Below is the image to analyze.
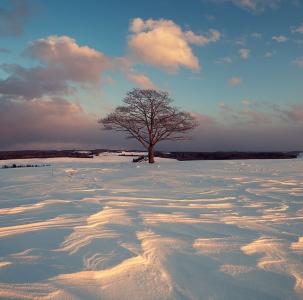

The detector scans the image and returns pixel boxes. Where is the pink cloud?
[190,112,216,125]
[272,35,288,43]
[276,104,303,123]
[0,35,155,100]
[0,36,112,100]
[26,35,110,84]
[125,73,155,89]
[227,77,242,86]
[128,18,220,72]
[239,48,250,59]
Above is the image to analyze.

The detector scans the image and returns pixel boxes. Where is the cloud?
[0,63,73,100]
[239,48,250,59]
[272,35,288,43]
[0,37,157,113]
[0,97,97,148]
[232,0,281,12]
[0,0,31,36]
[264,50,276,58]
[0,35,155,100]
[240,109,272,124]
[2,47,154,100]
[292,57,303,68]
[220,101,303,127]
[242,99,251,106]
[227,77,242,86]
[274,103,303,123]
[26,36,110,84]
[0,96,139,150]
[190,112,216,125]
[0,36,112,101]
[251,32,262,39]
[281,105,303,123]
[1,93,303,152]
[128,18,220,72]
[162,102,303,152]
[125,72,155,89]
[235,36,246,47]
[205,14,216,21]
[0,33,157,150]
[215,56,233,64]
[112,56,155,88]
[185,29,221,45]
[219,101,273,125]
[291,23,303,34]
[205,0,283,13]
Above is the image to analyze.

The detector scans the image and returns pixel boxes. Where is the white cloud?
[264,50,277,58]
[233,0,281,12]
[185,29,221,45]
[239,48,250,59]
[251,32,262,39]
[128,18,221,72]
[234,0,259,11]
[242,99,251,106]
[291,23,303,34]
[272,35,288,43]
[215,56,233,64]
[235,37,246,46]
[227,77,242,86]
[206,0,283,13]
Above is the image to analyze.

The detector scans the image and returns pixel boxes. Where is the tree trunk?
[148,145,155,164]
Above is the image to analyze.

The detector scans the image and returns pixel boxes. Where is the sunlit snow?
[0,154,302,299]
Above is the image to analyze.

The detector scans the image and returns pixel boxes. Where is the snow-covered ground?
[0,154,302,300]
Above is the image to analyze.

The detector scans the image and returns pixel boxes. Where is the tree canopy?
[100,89,198,163]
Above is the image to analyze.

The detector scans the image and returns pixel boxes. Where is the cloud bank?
[0,16,224,150]
[0,15,302,151]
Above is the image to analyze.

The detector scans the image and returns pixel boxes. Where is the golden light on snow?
[0,154,302,299]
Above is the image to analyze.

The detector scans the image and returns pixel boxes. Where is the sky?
[0,0,303,151]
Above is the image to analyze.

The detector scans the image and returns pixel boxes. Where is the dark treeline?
[1,163,50,169]
[0,150,94,160]
[0,149,129,160]
[0,149,300,161]
[155,151,300,161]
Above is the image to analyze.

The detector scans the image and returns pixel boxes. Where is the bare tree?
[99,89,198,163]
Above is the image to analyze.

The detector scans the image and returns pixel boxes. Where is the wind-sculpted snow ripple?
[0,156,302,299]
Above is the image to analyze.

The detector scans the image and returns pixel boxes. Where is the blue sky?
[1,0,303,150]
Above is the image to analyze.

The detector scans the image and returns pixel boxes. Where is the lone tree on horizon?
[99,89,198,163]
